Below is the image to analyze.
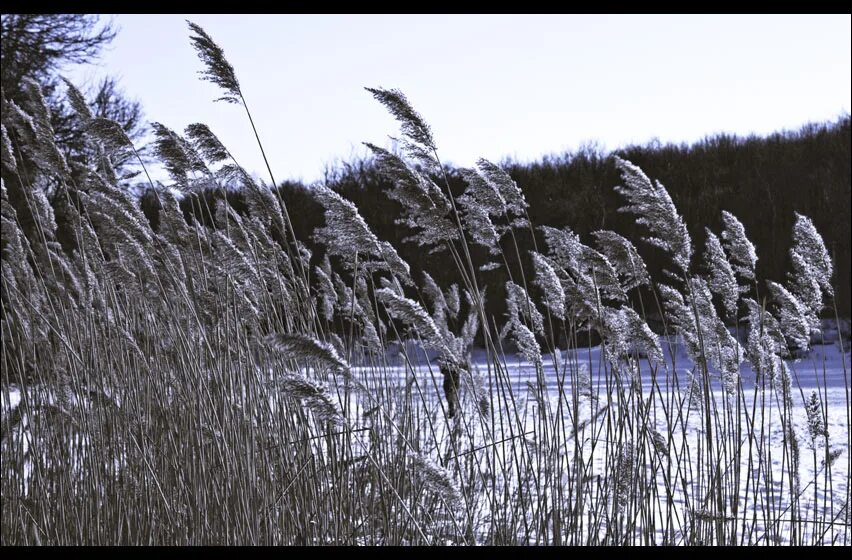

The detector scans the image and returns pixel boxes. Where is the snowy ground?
[354,335,850,545]
[2,335,848,544]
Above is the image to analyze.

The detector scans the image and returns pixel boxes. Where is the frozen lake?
[349,335,850,545]
[356,335,849,396]
[3,334,848,545]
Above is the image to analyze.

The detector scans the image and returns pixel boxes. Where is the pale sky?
[68,14,852,185]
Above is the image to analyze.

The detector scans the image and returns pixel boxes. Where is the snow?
[1,334,848,544]
[354,334,850,544]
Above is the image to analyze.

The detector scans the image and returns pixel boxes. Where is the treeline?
[18,111,848,337]
[275,115,851,323]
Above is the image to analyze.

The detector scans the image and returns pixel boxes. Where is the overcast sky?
[68,14,852,185]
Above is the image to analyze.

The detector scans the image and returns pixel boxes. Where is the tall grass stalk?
[0,25,848,546]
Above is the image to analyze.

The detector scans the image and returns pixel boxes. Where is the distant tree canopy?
[299,115,850,322]
[1,14,146,178]
[3,16,846,325]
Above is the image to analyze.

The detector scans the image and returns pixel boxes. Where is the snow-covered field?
[351,335,850,545]
[3,334,848,545]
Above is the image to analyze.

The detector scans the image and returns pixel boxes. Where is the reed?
[0,22,848,546]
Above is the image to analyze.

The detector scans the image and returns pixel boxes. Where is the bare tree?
[1,14,147,178]
[1,14,116,94]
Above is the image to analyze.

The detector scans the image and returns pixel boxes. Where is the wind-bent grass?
[1,23,849,545]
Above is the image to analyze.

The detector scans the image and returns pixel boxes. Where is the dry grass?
[0,22,848,545]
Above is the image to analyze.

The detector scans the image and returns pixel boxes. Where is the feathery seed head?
[276,374,344,425]
[591,230,650,291]
[365,87,435,150]
[476,158,528,217]
[788,250,823,326]
[364,142,457,251]
[505,281,545,336]
[805,391,829,442]
[720,210,757,283]
[61,77,93,122]
[531,251,566,321]
[187,21,242,104]
[151,122,208,190]
[704,229,739,319]
[791,213,833,297]
[613,156,692,274]
[408,453,462,510]
[19,78,70,177]
[1,124,17,173]
[185,123,231,164]
[766,280,811,351]
[264,332,350,376]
